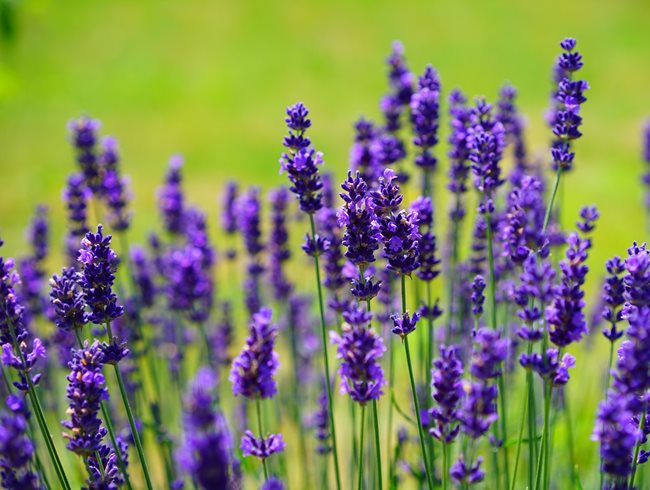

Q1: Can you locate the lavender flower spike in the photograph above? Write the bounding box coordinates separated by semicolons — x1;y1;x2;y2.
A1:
240;431;285;459
77;225;124;325
230;307;279;399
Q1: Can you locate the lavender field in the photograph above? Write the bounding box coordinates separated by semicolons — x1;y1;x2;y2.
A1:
1;2;650;489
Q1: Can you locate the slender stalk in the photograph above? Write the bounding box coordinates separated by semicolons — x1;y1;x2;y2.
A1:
371;400;383;490
425;280;436;477
6;320;71;490
564;390;577;486
256;398;269;482
308;214;342;490
484;206;508;488
629;402;648;489
534;382;552;490
542;169;562;233
442;441;449;490
105;321;154;490
402;273;434;490
357;404;367;490
446;196;461;342
511;381;529;490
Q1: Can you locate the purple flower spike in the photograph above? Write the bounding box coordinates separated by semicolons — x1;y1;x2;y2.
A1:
0;395;42;490
62;340;108;456
77;225;124;325
601;257;625;341
447;90;473;223
178;367;236;489
429;345;463;443
230;307;279;400
68;116;102;192
1;338;46;392
451;456;484;485
330;324;386;405
391;311;420;338
410;65;441;170
157;155;185;235
49;267;87;331
459;381;498;439
280;103;324;215
339;171;380;268
262;477;285;490
469;328;508;380
468;99;506;198
240;431;285;459
471;275;486;317
549;38;588;172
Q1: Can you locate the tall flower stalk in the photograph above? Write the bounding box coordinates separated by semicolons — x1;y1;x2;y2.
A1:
280;102;342;489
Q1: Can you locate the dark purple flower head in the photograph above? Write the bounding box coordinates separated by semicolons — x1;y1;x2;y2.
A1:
103;169;132;232
410;196;433;228
385;41;414;110
238;187;265;258
342;302;372;328
592;393;638;480
317;207;346;293
283;102;311;150
230;307;279;399
471;275;486;317
330;323;386;405
280;103;324;214
546;228;594;347
370;169;403;215
410;65;441;170
577;205;599;234
459;380;498;439
78;225;124;324
470;328;508;380
85;441;125;490
99;135;119;172
623;242;650;308
350;275;382;302
350;118;379;183
375;208;421;275
0;395;42;490
550;38;588;172
0;252;28;348
1;338;46;392
221;181;239;239
62;340;108;456
25;205;48;265
468;99;506;198
49;267;87;331
338;172;380;268
451;456;484;485
372;134;406;168
602;256;626;341
310;379;332;455
302;233;330;258
157;155;185;235
429;345;464;443
63;173;91;263
520;348;576;386
496;84;529;185
391;311;419;339
68;117;102;192
447;89;473;222
179;368;236;489
129;246;156;308
268;187;293;299
240;431;285;459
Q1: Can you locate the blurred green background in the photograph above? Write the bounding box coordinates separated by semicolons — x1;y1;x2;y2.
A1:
1;0;649;264
1;0;650;487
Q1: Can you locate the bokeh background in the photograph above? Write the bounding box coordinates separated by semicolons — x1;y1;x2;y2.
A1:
1;0;650;487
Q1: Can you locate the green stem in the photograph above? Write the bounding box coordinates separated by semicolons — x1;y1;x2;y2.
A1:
357;404;366;490
400;274;433;490
105;322;154;490
256;398;269;482
308;214;342;490
485;205;508;488
534;382;552;490
565;389;577;486
542;169;562;233
511;379;529;490
371;400;383;490
6;319;71;490
442;442;449;490
629;401;648;489
425;280;436;476
446;195;461;342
